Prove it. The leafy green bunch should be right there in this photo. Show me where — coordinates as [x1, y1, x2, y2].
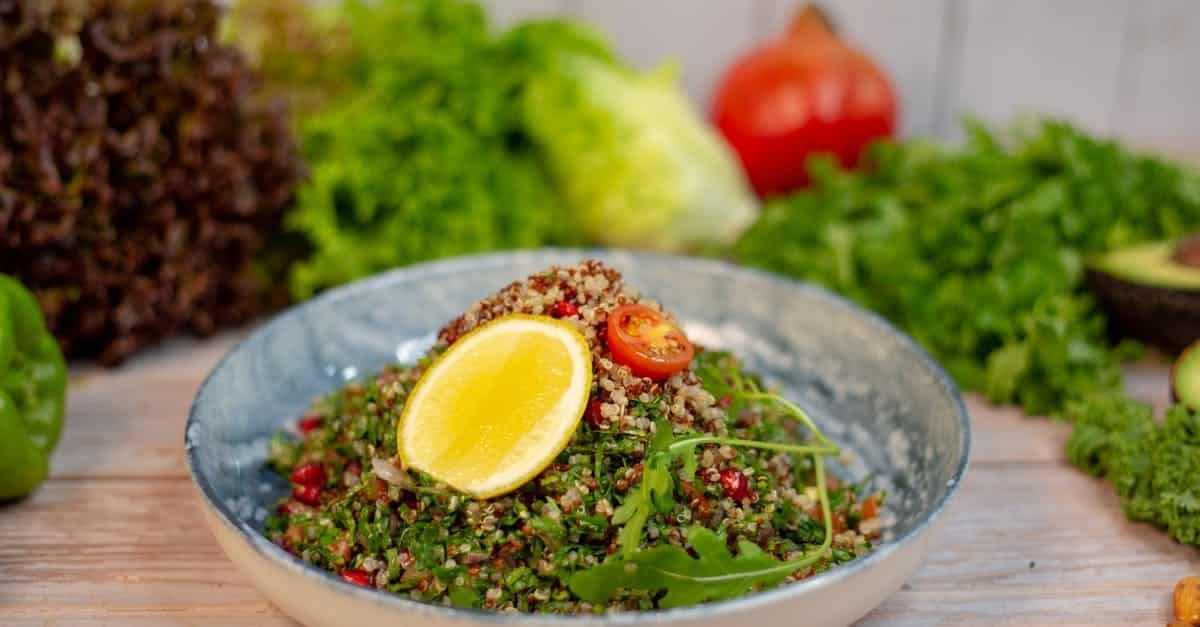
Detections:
[1065, 393, 1200, 545]
[279, 0, 587, 298]
[736, 120, 1200, 417]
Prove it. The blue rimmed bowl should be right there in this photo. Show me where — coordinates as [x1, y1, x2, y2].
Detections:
[185, 249, 970, 627]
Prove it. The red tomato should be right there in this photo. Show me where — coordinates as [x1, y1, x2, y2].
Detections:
[606, 304, 695, 380]
[712, 5, 897, 197]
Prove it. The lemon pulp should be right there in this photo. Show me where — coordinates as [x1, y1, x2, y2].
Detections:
[398, 314, 592, 498]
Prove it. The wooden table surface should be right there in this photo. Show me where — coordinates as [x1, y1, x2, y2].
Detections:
[1, 332, 1197, 626]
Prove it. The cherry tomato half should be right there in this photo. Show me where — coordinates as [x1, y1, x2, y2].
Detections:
[606, 304, 695, 380]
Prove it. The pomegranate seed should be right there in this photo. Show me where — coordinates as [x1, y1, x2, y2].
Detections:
[551, 301, 579, 318]
[585, 400, 608, 428]
[718, 396, 732, 408]
[719, 467, 752, 501]
[292, 484, 322, 506]
[290, 462, 326, 487]
[340, 570, 372, 587]
[298, 415, 322, 433]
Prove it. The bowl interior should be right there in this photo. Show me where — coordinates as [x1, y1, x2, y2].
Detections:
[186, 249, 969, 610]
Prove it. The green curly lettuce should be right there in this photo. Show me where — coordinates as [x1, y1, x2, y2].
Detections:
[273, 0, 583, 298]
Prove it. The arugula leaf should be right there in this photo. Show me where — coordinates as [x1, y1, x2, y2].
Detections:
[570, 526, 805, 607]
[612, 419, 683, 555]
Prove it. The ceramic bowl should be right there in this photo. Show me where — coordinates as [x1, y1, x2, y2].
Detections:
[186, 249, 971, 627]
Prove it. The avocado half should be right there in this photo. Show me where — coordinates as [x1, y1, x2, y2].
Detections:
[1172, 341, 1200, 408]
[1086, 236, 1200, 353]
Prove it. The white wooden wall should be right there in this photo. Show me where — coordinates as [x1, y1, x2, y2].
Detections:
[483, 0, 1200, 157]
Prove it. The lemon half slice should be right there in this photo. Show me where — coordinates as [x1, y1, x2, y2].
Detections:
[398, 314, 593, 498]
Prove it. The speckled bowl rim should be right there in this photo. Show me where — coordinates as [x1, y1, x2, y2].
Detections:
[185, 248, 972, 625]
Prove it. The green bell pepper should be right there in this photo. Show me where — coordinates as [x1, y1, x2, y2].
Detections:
[0, 274, 67, 500]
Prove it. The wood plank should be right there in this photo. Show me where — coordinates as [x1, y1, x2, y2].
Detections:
[862, 462, 1199, 626]
[52, 333, 243, 479]
[1111, 0, 1200, 155]
[756, 0, 949, 137]
[947, 0, 1132, 139]
[0, 479, 294, 625]
[572, 0, 758, 110]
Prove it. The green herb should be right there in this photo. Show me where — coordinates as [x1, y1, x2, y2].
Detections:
[569, 387, 841, 605]
[611, 419, 682, 555]
[736, 119, 1200, 417]
[1065, 394, 1200, 546]
[569, 524, 822, 608]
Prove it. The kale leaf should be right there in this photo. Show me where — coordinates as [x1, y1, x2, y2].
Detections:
[1065, 395, 1200, 546]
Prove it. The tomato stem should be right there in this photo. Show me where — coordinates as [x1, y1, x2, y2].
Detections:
[789, 4, 838, 38]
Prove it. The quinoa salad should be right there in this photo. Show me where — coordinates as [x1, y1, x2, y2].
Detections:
[266, 261, 884, 613]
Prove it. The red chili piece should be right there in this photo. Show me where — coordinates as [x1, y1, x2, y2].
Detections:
[551, 301, 579, 318]
[290, 462, 326, 487]
[719, 467, 752, 501]
[292, 484, 322, 506]
[298, 415, 322, 433]
[340, 570, 373, 587]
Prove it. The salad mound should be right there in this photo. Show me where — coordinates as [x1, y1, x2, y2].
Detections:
[266, 261, 883, 612]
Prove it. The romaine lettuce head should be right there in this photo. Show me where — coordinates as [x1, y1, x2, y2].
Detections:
[520, 32, 758, 252]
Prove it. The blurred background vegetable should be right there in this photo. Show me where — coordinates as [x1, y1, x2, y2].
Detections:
[519, 23, 757, 251]
[0, 0, 302, 365]
[712, 5, 896, 197]
[230, 0, 755, 298]
[736, 119, 1200, 417]
[273, 0, 578, 299]
[0, 275, 67, 501]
